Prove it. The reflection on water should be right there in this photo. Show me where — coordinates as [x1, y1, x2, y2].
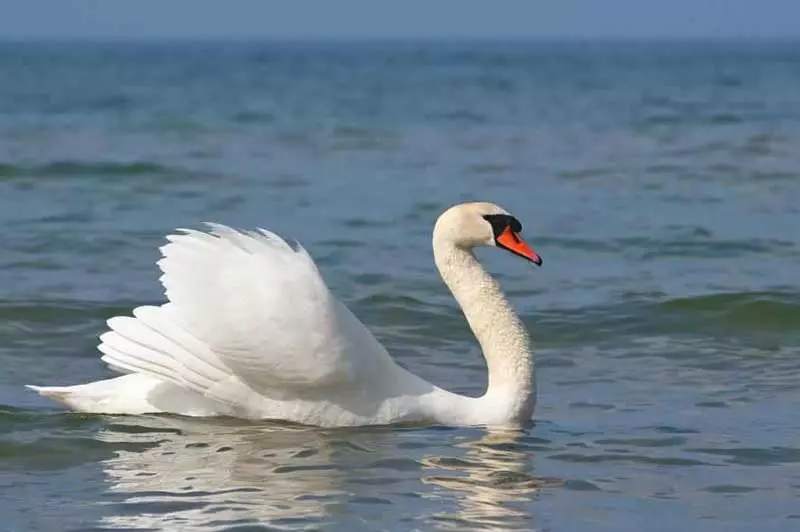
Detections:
[422, 428, 560, 531]
[95, 418, 558, 530]
[98, 417, 343, 530]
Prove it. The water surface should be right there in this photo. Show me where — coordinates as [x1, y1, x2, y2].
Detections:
[1, 40, 799, 531]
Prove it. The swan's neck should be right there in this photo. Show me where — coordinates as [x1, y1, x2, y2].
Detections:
[433, 239, 535, 420]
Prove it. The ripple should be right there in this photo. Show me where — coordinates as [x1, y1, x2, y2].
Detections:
[549, 453, 708, 466]
[0, 411, 157, 470]
[661, 291, 800, 331]
[533, 290, 800, 346]
[537, 234, 796, 258]
[0, 160, 191, 180]
[702, 484, 758, 494]
[687, 446, 800, 466]
[0, 299, 148, 324]
[593, 436, 688, 447]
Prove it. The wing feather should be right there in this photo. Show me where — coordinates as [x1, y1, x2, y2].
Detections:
[155, 224, 393, 397]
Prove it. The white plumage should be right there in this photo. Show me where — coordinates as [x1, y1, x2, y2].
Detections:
[28, 203, 541, 427]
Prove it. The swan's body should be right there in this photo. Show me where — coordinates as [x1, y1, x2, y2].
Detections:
[28, 202, 542, 427]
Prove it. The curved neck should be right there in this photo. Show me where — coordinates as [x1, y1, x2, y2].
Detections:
[433, 237, 536, 420]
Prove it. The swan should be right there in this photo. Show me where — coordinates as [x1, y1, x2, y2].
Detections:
[27, 202, 542, 427]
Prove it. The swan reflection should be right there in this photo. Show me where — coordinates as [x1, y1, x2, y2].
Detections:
[95, 418, 556, 530]
[97, 416, 345, 530]
[421, 427, 559, 530]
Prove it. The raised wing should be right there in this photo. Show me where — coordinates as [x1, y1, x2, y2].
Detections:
[154, 224, 392, 397]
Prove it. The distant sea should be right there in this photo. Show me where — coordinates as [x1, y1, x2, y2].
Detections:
[1, 40, 798, 531]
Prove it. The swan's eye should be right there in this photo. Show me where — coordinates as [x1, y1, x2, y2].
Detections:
[487, 214, 542, 265]
[483, 214, 522, 237]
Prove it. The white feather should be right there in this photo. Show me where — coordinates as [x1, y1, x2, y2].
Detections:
[28, 203, 540, 427]
[153, 224, 396, 394]
[57, 225, 411, 423]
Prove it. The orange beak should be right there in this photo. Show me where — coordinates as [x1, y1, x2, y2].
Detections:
[496, 226, 542, 265]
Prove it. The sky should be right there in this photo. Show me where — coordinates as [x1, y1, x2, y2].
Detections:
[0, 0, 798, 40]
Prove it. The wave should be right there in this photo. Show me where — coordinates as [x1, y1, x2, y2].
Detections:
[0, 160, 191, 180]
[0, 299, 152, 323]
[660, 291, 800, 330]
[537, 235, 797, 258]
[0, 408, 138, 470]
[530, 290, 800, 347]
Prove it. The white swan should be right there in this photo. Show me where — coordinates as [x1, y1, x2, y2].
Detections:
[27, 202, 542, 427]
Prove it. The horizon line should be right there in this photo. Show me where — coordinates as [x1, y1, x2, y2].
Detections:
[1, 34, 798, 44]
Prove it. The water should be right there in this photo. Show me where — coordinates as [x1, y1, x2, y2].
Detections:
[1, 40, 799, 531]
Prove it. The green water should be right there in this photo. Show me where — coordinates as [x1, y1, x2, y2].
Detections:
[0, 41, 799, 531]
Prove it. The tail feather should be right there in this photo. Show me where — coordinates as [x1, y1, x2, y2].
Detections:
[25, 384, 71, 401]
[26, 384, 85, 410]
[26, 382, 115, 411]
[26, 375, 232, 416]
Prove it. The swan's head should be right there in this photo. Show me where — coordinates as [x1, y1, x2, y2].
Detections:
[434, 202, 542, 265]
